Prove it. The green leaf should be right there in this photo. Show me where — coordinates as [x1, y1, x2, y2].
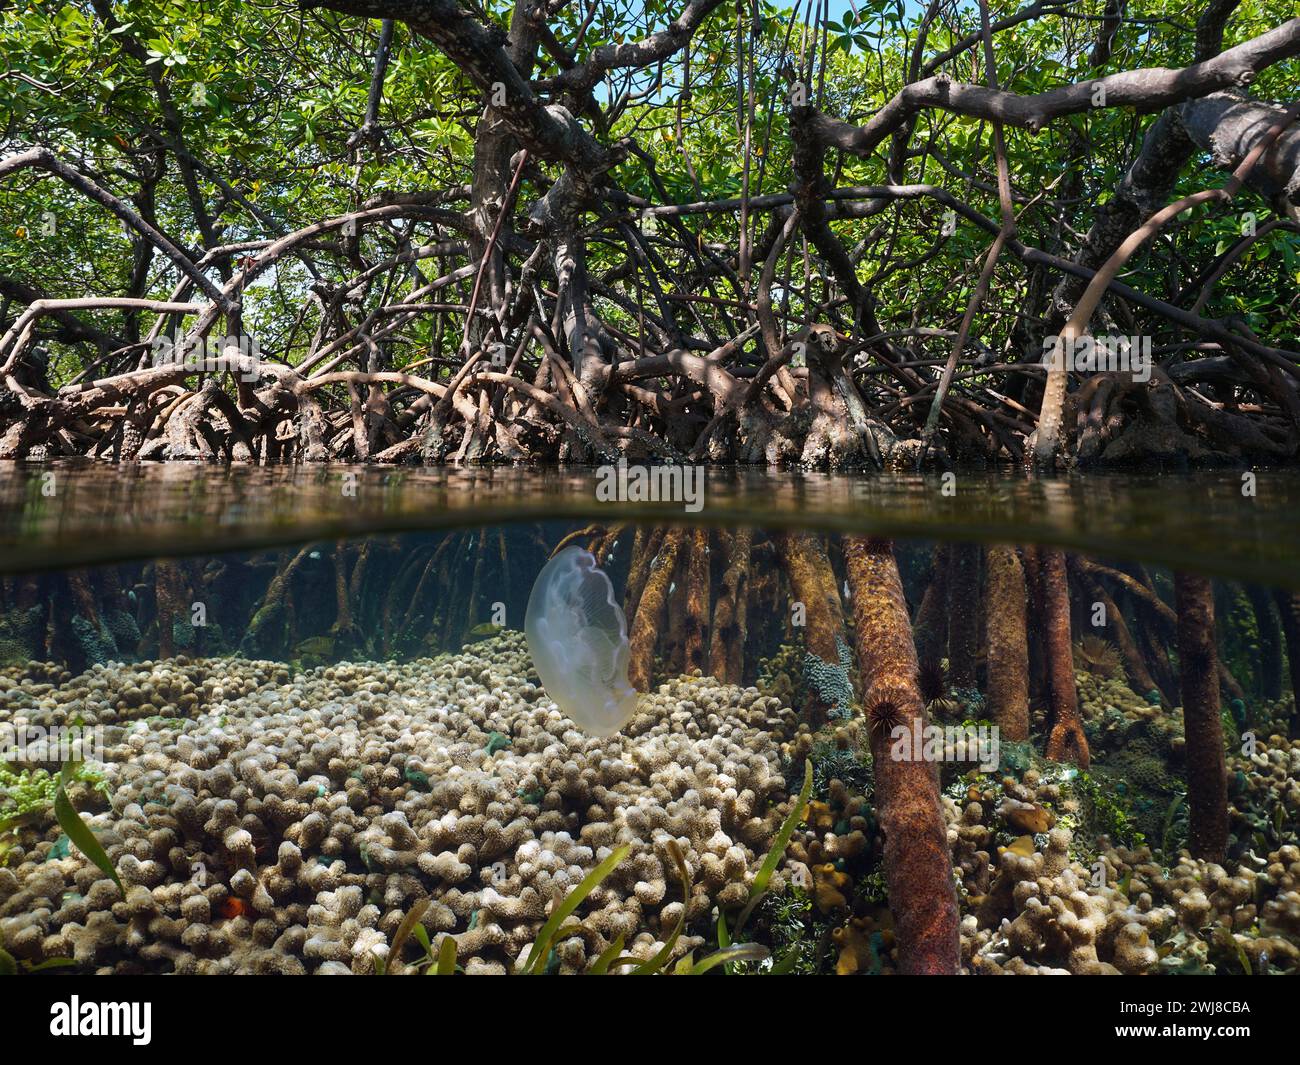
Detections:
[751, 759, 812, 899]
[632, 840, 690, 974]
[24, 957, 77, 972]
[732, 759, 812, 939]
[54, 763, 122, 897]
[386, 898, 429, 974]
[434, 935, 457, 975]
[590, 934, 626, 975]
[687, 943, 770, 974]
[524, 843, 630, 974]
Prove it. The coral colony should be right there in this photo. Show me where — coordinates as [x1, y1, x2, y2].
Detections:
[1, 526, 1297, 978]
[0, 0, 1297, 994]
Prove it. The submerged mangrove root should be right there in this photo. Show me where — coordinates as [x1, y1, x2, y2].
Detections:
[985, 545, 1030, 742]
[1039, 547, 1090, 768]
[1079, 566, 1163, 700]
[843, 535, 961, 975]
[153, 559, 191, 660]
[945, 543, 981, 690]
[1274, 589, 1300, 739]
[911, 543, 950, 666]
[551, 523, 607, 558]
[1175, 573, 1229, 863]
[683, 528, 710, 675]
[776, 532, 851, 721]
[627, 528, 686, 691]
[1020, 544, 1047, 707]
[624, 526, 666, 622]
[240, 544, 319, 656]
[708, 528, 751, 685]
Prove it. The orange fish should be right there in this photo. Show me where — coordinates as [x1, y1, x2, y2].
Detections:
[220, 897, 248, 919]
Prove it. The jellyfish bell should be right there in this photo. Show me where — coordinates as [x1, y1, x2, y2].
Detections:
[525, 546, 638, 738]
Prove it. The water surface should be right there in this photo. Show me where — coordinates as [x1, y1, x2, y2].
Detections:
[0, 461, 1295, 585]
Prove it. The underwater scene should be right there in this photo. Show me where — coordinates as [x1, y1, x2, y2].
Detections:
[1, 473, 1297, 982]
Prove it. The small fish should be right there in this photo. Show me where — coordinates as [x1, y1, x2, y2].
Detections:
[219, 897, 248, 919]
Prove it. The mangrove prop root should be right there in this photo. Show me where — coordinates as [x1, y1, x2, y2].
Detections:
[843, 535, 961, 975]
[243, 544, 316, 655]
[912, 543, 951, 665]
[627, 528, 686, 691]
[776, 531, 849, 720]
[624, 525, 667, 621]
[946, 543, 982, 689]
[665, 543, 688, 675]
[1273, 589, 1300, 738]
[1244, 585, 1282, 701]
[684, 527, 710, 675]
[1086, 574, 1163, 700]
[1175, 573, 1229, 862]
[1138, 613, 1180, 703]
[709, 527, 752, 685]
[382, 539, 426, 649]
[591, 524, 625, 566]
[1218, 658, 1248, 707]
[330, 540, 355, 641]
[1020, 544, 1047, 706]
[154, 558, 189, 660]
[460, 528, 488, 645]
[552, 523, 606, 557]
[985, 545, 1030, 742]
[1040, 547, 1090, 768]
[402, 535, 454, 633]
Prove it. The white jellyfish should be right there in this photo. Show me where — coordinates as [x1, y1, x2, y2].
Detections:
[524, 546, 638, 737]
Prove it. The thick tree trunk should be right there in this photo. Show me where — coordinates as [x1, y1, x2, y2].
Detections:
[986, 545, 1029, 741]
[843, 535, 960, 975]
[1020, 545, 1048, 707]
[1175, 573, 1229, 862]
[1040, 548, 1090, 767]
